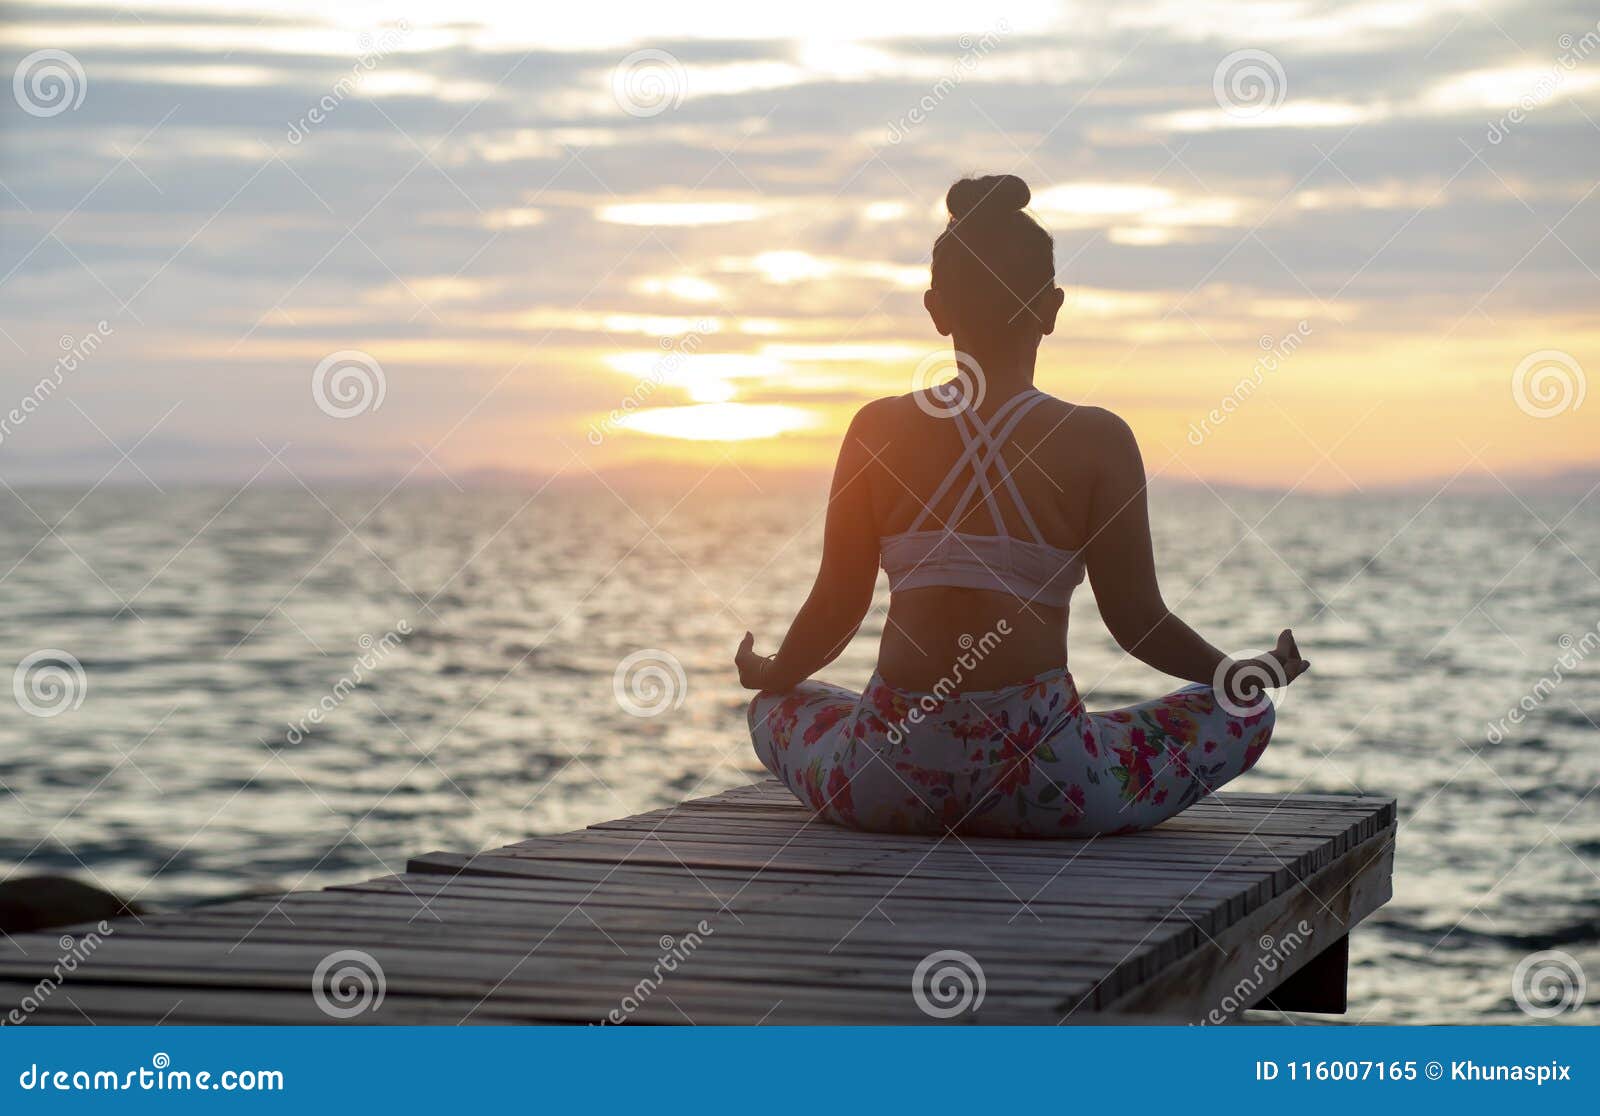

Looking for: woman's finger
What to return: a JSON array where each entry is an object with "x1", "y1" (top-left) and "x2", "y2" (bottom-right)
[{"x1": 1276, "y1": 628, "x2": 1298, "y2": 661}]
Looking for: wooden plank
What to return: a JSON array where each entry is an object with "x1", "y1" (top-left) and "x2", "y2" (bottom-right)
[
  {"x1": 0, "y1": 782, "x2": 1397, "y2": 1026},
  {"x1": 1093, "y1": 825, "x2": 1396, "y2": 1019}
]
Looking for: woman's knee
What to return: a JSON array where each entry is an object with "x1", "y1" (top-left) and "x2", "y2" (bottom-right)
[
  {"x1": 1204, "y1": 684, "x2": 1276, "y2": 746},
  {"x1": 1232, "y1": 696, "x2": 1275, "y2": 774},
  {"x1": 1247, "y1": 693, "x2": 1276, "y2": 736},
  {"x1": 747, "y1": 692, "x2": 781, "y2": 769}
]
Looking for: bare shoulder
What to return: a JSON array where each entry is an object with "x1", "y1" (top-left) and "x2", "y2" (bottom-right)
[
  {"x1": 1079, "y1": 404, "x2": 1137, "y2": 448},
  {"x1": 840, "y1": 394, "x2": 907, "y2": 453},
  {"x1": 853, "y1": 394, "x2": 906, "y2": 426},
  {"x1": 1030, "y1": 398, "x2": 1137, "y2": 451},
  {"x1": 859, "y1": 394, "x2": 915, "y2": 430}
]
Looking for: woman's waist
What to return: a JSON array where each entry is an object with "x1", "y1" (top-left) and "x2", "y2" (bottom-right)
[
  {"x1": 876, "y1": 593, "x2": 1067, "y2": 692},
  {"x1": 868, "y1": 661, "x2": 1076, "y2": 704},
  {"x1": 873, "y1": 632, "x2": 1071, "y2": 696}
]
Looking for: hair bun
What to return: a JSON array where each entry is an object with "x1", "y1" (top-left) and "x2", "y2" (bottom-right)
[{"x1": 946, "y1": 174, "x2": 1030, "y2": 220}]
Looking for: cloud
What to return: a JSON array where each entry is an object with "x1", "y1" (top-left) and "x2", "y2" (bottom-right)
[{"x1": 2, "y1": 0, "x2": 1596, "y2": 483}]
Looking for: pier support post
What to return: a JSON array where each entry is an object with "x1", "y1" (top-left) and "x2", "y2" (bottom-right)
[{"x1": 1254, "y1": 934, "x2": 1349, "y2": 1015}]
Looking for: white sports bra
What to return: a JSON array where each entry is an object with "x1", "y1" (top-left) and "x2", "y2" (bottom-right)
[{"x1": 879, "y1": 388, "x2": 1086, "y2": 609}]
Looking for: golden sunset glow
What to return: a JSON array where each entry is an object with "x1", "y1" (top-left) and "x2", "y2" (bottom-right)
[
  {"x1": 2, "y1": 2, "x2": 1594, "y2": 491},
  {"x1": 622, "y1": 402, "x2": 818, "y2": 441}
]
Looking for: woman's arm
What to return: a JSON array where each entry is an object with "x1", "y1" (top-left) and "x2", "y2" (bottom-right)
[
  {"x1": 735, "y1": 404, "x2": 884, "y2": 692},
  {"x1": 1083, "y1": 413, "x2": 1308, "y2": 692}
]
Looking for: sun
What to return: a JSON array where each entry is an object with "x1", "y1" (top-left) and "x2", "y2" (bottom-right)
[{"x1": 620, "y1": 403, "x2": 816, "y2": 442}]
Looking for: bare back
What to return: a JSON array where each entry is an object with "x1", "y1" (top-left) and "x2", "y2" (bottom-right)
[{"x1": 859, "y1": 390, "x2": 1109, "y2": 691}]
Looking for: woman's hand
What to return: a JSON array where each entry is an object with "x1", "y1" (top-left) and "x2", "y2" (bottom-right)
[
  {"x1": 1221, "y1": 629, "x2": 1311, "y2": 702},
  {"x1": 735, "y1": 632, "x2": 774, "y2": 692},
  {"x1": 1267, "y1": 628, "x2": 1310, "y2": 685}
]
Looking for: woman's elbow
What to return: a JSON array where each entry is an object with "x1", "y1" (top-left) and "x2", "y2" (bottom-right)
[
  {"x1": 815, "y1": 562, "x2": 877, "y2": 616},
  {"x1": 836, "y1": 581, "x2": 876, "y2": 627}
]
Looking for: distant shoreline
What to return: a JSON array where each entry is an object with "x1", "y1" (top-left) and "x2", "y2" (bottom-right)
[{"x1": 5, "y1": 463, "x2": 1599, "y2": 498}]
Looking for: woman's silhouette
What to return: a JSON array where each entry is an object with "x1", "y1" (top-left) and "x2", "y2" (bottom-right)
[{"x1": 735, "y1": 174, "x2": 1309, "y2": 836}]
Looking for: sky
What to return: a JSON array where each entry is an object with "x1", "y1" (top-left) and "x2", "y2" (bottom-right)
[{"x1": 2, "y1": 0, "x2": 1598, "y2": 490}]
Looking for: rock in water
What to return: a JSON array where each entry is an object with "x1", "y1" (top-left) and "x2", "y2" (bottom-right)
[{"x1": 0, "y1": 877, "x2": 142, "y2": 932}]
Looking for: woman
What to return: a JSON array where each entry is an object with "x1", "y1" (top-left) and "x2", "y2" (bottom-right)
[{"x1": 734, "y1": 174, "x2": 1310, "y2": 837}]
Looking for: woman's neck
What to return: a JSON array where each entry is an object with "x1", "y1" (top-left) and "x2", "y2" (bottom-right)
[{"x1": 950, "y1": 336, "x2": 1038, "y2": 397}]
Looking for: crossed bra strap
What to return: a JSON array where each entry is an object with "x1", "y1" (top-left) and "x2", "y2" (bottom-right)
[{"x1": 905, "y1": 388, "x2": 1051, "y2": 542}]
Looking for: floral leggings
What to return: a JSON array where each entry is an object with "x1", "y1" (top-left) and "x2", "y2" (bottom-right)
[{"x1": 748, "y1": 668, "x2": 1274, "y2": 837}]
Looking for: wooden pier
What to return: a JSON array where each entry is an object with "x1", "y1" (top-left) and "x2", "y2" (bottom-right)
[{"x1": 1, "y1": 781, "x2": 1396, "y2": 1024}]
